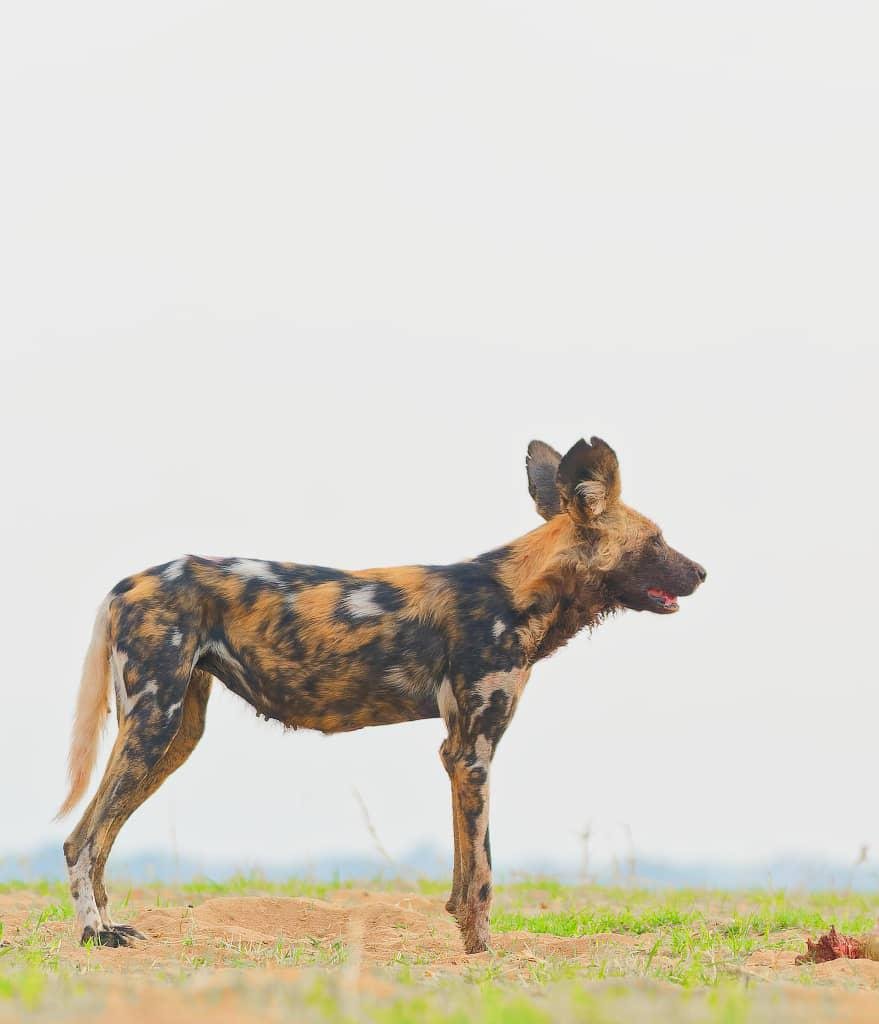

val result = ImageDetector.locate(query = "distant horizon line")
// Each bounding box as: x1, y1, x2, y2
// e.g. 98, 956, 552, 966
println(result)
4, 841, 879, 891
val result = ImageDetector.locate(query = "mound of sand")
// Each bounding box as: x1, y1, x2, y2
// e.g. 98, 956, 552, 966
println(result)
0, 889, 625, 974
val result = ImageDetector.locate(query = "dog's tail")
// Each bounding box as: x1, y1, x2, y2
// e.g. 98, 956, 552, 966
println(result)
55, 598, 113, 820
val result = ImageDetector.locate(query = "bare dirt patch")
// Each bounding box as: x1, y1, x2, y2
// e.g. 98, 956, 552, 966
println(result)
6, 887, 879, 1022
1, 889, 634, 975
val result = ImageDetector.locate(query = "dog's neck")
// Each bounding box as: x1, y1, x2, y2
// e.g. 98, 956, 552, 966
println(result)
484, 516, 614, 663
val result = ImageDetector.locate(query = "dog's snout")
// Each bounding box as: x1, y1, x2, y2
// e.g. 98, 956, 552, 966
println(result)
693, 562, 707, 584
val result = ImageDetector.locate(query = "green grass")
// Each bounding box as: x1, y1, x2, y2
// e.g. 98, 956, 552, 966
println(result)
0, 880, 70, 899
493, 884, 879, 938
488, 884, 879, 988
493, 905, 695, 935
180, 872, 351, 899
2, 877, 879, 1022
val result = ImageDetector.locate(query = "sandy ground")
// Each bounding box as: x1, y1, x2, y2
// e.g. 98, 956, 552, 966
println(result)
1, 888, 633, 972
5, 888, 879, 1022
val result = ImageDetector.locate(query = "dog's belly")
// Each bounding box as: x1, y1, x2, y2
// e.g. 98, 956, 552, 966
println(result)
283, 692, 441, 733
198, 646, 442, 734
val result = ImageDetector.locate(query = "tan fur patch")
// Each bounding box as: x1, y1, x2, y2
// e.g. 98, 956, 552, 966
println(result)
474, 669, 531, 710
497, 516, 580, 610
355, 566, 459, 639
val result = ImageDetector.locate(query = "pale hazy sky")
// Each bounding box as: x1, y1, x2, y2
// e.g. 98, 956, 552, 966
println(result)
1, 1, 877, 873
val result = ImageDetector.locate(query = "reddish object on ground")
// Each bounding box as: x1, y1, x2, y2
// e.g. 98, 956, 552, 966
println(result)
796, 927, 866, 964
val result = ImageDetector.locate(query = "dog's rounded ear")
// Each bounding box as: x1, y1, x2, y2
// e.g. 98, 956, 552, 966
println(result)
526, 440, 563, 520
556, 437, 621, 521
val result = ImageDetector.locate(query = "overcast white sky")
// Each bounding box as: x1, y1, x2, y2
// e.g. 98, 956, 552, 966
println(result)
1, 1, 877, 874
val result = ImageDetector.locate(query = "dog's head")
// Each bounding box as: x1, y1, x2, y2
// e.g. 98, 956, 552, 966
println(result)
526, 438, 706, 614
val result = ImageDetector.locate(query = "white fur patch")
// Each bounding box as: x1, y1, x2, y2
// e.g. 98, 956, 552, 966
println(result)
170, 629, 183, 647
165, 698, 183, 720
162, 557, 188, 581
129, 680, 158, 714
474, 734, 493, 766
201, 639, 240, 668
227, 559, 279, 584
437, 676, 457, 724
68, 844, 101, 934
492, 618, 506, 639
110, 646, 129, 713
575, 479, 607, 516
111, 647, 158, 716
343, 585, 384, 619
198, 639, 255, 698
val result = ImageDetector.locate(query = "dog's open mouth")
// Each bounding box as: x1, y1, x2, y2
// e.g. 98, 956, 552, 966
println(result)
647, 588, 679, 612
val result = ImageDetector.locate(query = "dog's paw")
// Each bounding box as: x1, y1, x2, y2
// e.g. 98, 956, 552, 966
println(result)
80, 926, 132, 948
463, 932, 490, 954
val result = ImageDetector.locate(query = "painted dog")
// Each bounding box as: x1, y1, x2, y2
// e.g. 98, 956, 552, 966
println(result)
58, 437, 705, 953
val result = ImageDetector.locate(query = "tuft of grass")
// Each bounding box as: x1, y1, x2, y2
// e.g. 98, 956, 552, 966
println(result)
492, 906, 695, 936
179, 873, 387, 900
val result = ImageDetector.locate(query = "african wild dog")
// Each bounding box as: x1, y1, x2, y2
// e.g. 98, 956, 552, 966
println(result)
58, 437, 705, 953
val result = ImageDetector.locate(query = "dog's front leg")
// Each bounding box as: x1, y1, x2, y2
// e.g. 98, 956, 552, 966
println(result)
439, 670, 523, 953
448, 738, 494, 953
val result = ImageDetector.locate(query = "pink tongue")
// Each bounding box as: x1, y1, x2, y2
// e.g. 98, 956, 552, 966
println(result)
648, 588, 676, 606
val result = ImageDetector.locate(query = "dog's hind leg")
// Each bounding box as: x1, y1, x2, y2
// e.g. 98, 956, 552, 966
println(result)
438, 678, 466, 916
91, 669, 212, 936
441, 739, 465, 916
63, 661, 205, 947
